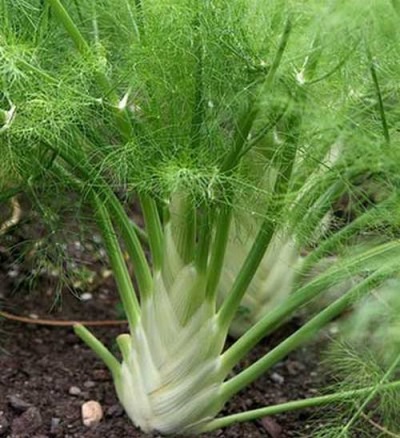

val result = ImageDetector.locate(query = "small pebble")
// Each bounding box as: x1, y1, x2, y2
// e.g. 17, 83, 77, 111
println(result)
7, 269, 19, 278
7, 395, 31, 413
286, 360, 306, 375
106, 404, 124, 418
92, 369, 109, 381
80, 293, 93, 301
81, 401, 103, 427
50, 417, 61, 435
68, 386, 81, 396
260, 416, 283, 438
270, 372, 285, 385
83, 380, 96, 389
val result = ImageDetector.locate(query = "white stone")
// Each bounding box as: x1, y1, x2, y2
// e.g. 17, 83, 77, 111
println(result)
81, 401, 103, 427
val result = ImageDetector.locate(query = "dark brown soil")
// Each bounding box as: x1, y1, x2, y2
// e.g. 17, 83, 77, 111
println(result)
0, 220, 328, 438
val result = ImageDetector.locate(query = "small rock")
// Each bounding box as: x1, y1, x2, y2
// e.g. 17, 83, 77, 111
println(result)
81, 401, 103, 427
259, 417, 283, 438
68, 386, 81, 396
101, 269, 112, 279
106, 404, 124, 418
7, 269, 19, 278
286, 360, 306, 376
83, 380, 96, 389
92, 369, 109, 381
0, 412, 9, 436
7, 395, 32, 412
270, 372, 285, 385
50, 417, 61, 435
80, 293, 93, 301
12, 407, 42, 436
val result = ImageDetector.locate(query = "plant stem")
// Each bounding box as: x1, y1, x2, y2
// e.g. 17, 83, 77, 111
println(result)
222, 240, 400, 373
367, 47, 390, 145
170, 194, 196, 265
116, 334, 132, 363
297, 195, 394, 280
92, 193, 140, 329
190, 7, 204, 152
50, 145, 153, 300
217, 217, 275, 329
220, 271, 386, 401
221, 17, 292, 172
106, 195, 153, 298
196, 208, 212, 273
217, 115, 299, 331
45, 0, 133, 138
139, 194, 164, 272
45, 0, 89, 52
205, 208, 232, 304
202, 380, 400, 432
74, 324, 120, 377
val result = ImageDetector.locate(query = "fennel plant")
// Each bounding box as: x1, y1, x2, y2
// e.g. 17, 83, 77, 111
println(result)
2, 0, 400, 435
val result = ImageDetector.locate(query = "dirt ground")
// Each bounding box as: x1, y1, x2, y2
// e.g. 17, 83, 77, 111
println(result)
0, 219, 329, 438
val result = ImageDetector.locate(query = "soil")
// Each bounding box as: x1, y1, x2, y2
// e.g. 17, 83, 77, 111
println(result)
0, 216, 330, 438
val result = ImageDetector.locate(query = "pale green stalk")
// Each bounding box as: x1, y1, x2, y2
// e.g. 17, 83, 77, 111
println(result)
205, 208, 232, 305
92, 193, 140, 329
139, 193, 164, 271
74, 324, 120, 377
201, 380, 400, 432
221, 241, 400, 373
49, 141, 153, 299
220, 270, 389, 401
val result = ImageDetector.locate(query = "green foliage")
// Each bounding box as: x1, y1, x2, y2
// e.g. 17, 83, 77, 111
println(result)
2, 0, 400, 435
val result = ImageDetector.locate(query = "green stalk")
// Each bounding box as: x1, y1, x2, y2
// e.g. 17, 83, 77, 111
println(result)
367, 47, 390, 145
116, 333, 132, 363
189, 8, 204, 152
139, 194, 164, 271
45, 0, 89, 52
297, 195, 395, 280
221, 241, 400, 373
45, 0, 133, 138
220, 271, 386, 401
74, 324, 120, 377
300, 32, 322, 82
218, 118, 299, 330
50, 142, 153, 299
48, 0, 219, 283
106, 195, 153, 298
131, 221, 148, 244
292, 179, 346, 244
202, 379, 400, 432
92, 193, 141, 329
47, 0, 161, 246
217, 217, 276, 329
221, 17, 292, 172
134, 0, 144, 34
195, 208, 212, 273
205, 207, 232, 304
170, 194, 196, 264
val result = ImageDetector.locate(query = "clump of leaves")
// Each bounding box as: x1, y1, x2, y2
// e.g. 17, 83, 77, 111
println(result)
1, 0, 400, 435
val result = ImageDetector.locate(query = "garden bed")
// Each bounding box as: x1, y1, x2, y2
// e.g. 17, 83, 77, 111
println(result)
0, 238, 327, 438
